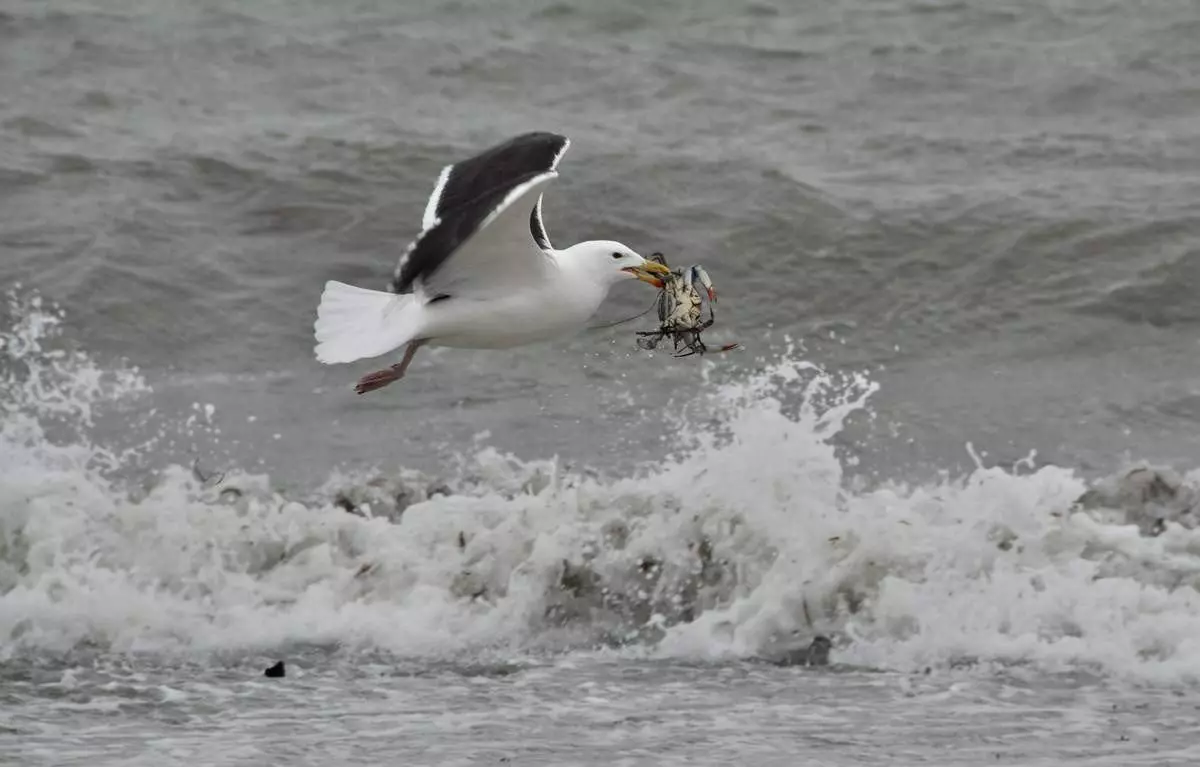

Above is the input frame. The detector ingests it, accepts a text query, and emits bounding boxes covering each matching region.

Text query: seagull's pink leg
[354,340,428,395]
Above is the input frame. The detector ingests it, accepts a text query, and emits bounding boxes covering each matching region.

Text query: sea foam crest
[4,288,1200,684]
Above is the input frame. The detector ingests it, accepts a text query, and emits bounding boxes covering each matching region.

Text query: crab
[635,252,738,357]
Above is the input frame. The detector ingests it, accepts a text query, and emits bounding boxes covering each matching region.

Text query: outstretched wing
[391,132,571,297]
[419,131,570,250]
[391,171,560,298]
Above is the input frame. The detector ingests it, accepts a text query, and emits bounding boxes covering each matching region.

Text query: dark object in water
[334,493,363,517]
[635,252,739,357]
[264,661,286,678]
[191,456,226,487]
[764,635,833,667]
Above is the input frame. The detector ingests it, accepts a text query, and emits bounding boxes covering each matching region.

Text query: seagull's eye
[611,251,623,260]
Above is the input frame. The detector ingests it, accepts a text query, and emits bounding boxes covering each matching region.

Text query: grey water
[3,0,1200,764]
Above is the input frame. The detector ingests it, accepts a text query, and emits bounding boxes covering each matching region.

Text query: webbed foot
[355,365,404,395]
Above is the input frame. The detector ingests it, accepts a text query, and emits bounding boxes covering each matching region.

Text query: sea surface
[4,0,1200,764]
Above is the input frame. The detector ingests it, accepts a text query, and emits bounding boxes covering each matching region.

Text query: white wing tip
[551,136,570,169]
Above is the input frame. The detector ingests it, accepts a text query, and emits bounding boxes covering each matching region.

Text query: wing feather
[392,132,572,298]
[391,172,559,298]
[420,132,569,241]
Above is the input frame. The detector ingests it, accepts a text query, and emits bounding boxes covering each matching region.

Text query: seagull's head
[565,240,671,289]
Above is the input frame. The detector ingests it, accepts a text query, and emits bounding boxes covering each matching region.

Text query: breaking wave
[3,286,1200,684]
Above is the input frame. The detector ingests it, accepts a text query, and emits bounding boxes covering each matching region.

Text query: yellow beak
[622,260,671,288]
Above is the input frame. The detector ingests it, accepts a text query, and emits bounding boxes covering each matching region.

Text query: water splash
[3,287,1200,684]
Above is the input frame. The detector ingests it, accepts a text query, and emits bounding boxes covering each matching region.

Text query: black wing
[390,170,554,295]
[419,131,570,251]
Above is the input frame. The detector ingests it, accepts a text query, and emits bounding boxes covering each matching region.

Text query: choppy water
[4,0,1200,764]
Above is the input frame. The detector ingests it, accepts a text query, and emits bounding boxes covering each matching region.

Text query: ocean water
[4,0,1200,764]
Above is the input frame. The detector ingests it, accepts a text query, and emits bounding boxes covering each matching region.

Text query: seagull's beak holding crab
[622,258,671,289]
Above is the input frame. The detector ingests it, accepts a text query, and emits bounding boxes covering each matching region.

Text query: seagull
[313,131,671,395]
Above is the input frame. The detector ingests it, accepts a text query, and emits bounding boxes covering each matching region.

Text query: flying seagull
[313,131,670,394]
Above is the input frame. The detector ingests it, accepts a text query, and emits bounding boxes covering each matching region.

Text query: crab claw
[691,266,717,302]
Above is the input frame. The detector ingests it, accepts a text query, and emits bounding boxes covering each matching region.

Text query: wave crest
[4,288,1200,684]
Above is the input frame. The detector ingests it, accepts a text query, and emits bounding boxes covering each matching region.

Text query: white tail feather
[313,281,423,364]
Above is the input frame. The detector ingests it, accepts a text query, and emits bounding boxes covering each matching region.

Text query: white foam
[5,288,1200,684]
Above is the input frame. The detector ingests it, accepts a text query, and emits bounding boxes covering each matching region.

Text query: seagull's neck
[547,246,587,282]
[546,245,585,273]
[547,244,611,301]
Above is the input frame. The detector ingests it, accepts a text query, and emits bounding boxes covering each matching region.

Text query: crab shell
[658,265,719,333]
